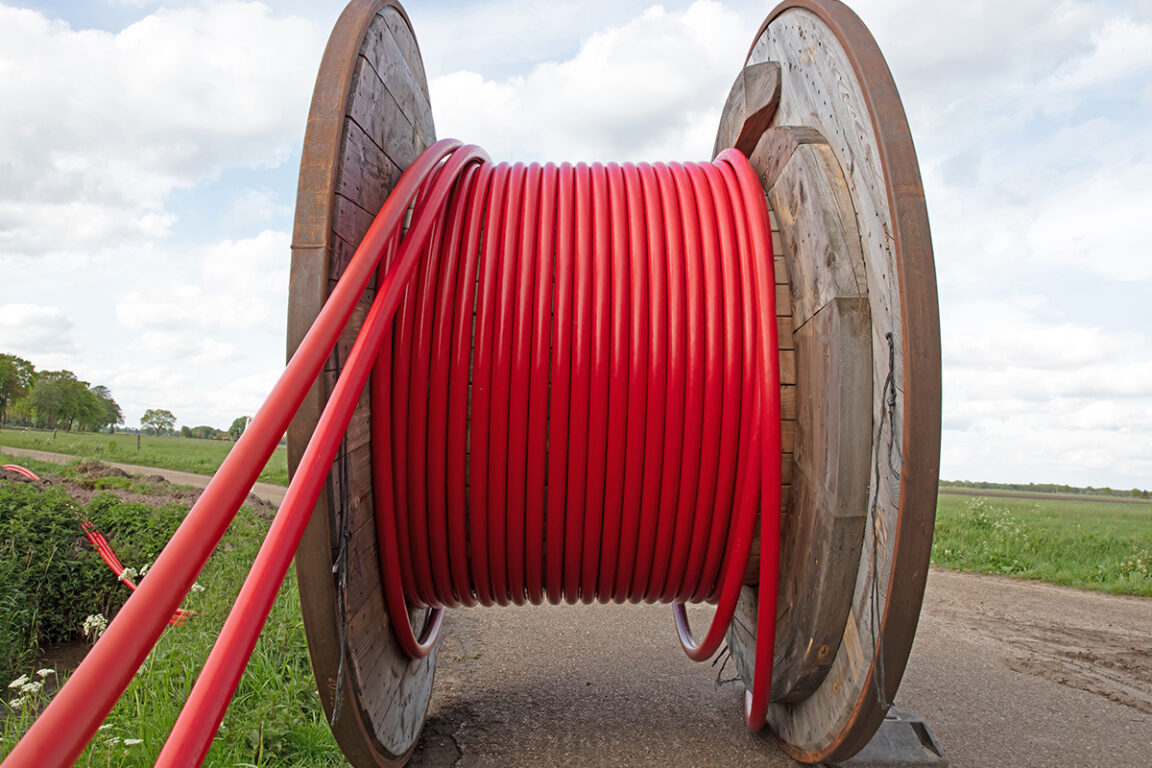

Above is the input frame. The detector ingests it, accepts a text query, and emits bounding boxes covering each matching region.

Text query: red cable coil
[371,151,783,727]
[1,140,780,768]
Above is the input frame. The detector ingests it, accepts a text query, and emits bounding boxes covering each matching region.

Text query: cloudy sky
[1,0,1149,490]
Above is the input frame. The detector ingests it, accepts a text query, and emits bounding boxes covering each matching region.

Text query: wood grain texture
[726,0,941,763]
[766,141,867,327]
[714,61,783,158]
[727,116,873,704]
[773,296,870,701]
[289,2,438,766]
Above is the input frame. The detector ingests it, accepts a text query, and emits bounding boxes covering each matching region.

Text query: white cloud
[429,1,746,161]
[116,229,289,334]
[0,3,322,257]
[1048,16,1152,90]
[0,304,75,355]
[223,187,292,230]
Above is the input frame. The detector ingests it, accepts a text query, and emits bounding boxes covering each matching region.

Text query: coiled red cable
[1,139,780,768]
[371,145,783,728]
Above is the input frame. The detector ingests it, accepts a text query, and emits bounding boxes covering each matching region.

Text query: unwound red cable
[0,464,189,624]
[1,138,468,768]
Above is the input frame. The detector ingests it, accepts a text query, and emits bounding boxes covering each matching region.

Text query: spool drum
[288,1,941,765]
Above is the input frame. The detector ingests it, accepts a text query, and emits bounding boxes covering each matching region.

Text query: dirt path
[0,445,286,504]
[896,569,1152,768]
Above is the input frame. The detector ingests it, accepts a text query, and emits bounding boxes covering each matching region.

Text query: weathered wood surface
[760,134,867,327]
[729,108,874,706]
[724,0,941,763]
[714,61,783,158]
[289,2,438,766]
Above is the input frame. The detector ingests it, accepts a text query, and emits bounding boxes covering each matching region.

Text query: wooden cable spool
[287,1,941,765]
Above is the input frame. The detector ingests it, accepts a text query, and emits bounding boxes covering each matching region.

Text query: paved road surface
[411,572,1152,767]
[5,447,1149,766]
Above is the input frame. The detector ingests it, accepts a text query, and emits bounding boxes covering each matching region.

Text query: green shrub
[0,483,185,679]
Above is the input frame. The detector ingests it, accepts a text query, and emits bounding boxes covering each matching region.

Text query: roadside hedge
[0,481,185,678]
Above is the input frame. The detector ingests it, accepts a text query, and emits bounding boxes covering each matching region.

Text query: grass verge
[931,492,1152,596]
[0,466,341,766]
[0,428,289,485]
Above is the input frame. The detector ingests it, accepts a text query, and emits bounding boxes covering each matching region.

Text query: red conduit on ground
[1,463,191,625]
[1,464,41,481]
[2,139,780,768]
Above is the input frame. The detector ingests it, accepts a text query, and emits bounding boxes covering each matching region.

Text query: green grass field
[0,428,289,485]
[931,491,1152,596]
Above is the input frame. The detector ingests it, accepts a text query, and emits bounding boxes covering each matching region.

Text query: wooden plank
[777,316,793,349]
[331,194,378,280]
[713,61,783,158]
[382,8,430,102]
[770,297,871,701]
[346,52,422,166]
[360,10,434,144]
[347,592,437,756]
[327,231,377,302]
[750,124,827,189]
[337,113,405,220]
[768,142,866,328]
[778,348,796,387]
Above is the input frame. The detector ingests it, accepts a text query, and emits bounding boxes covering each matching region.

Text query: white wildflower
[98,724,113,731]
[7,674,28,689]
[105,736,121,746]
[35,668,55,679]
[8,696,24,710]
[118,566,138,583]
[19,680,43,694]
[191,582,205,593]
[83,613,109,640]
[139,561,152,576]
[124,738,143,746]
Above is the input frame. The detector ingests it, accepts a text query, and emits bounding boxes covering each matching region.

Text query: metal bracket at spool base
[823,709,949,768]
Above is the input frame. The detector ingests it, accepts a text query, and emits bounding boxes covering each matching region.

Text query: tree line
[0,353,122,432]
[940,478,1150,500]
[1,354,253,440]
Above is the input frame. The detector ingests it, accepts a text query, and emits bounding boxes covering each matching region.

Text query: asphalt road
[5,447,1149,767]
[409,571,1152,768]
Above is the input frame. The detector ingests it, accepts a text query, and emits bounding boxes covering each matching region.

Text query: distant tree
[140,408,177,435]
[0,354,35,426]
[228,416,251,440]
[27,370,96,430]
[80,384,122,432]
[180,425,193,438]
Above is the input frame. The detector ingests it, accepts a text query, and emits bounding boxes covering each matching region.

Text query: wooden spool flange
[716,0,941,762]
[288,1,438,765]
[288,0,941,765]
